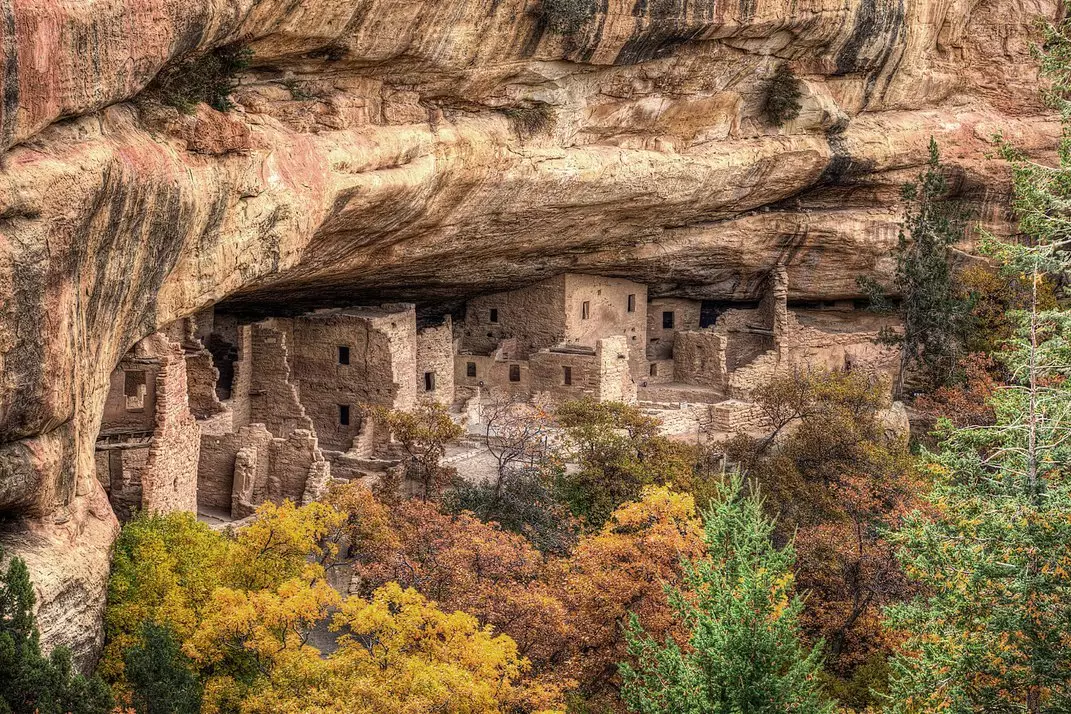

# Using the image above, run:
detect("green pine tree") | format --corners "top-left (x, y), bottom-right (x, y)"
top-left (884, 20), bottom-right (1071, 714)
top-left (0, 549), bottom-right (112, 714)
top-left (124, 623), bottom-right (202, 714)
top-left (618, 473), bottom-right (833, 714)
top-left (861, 138), bottom-right (970, 397)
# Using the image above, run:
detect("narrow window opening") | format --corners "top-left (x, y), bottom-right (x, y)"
top-left (424, 372), bottom-right (436, 391)
top-left (489, 308), bottom-right (499, 323)
top-left (466, 362), bottom-right (477, 378)
top-left (338, 346), bottom-right (350, 365)
top-left (581, 301), bottom-right (590, 320)
top-left (662, 311), bottom-right (675, 329)
top-left (563, 366), bottom-right (572, 386)
top-left (627, 294), bottom-right (636, 312)
top-left (650, 363), bottom-right (658, 377)
top-left (339, 404), bottom-right (351, 426)
top-left (509, 364), bottom-right (521, 382)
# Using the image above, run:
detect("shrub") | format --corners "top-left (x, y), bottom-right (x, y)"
top-left (149, 45), bottom-right (252, 114)
top-left (762, 63), bottom-right (803, 127)
top-left (501, 103), bottom-right (557, 138)
top-left (541, 0), bottom-right (596, 36)
top-left (445, 466), bottom-right (578, 554)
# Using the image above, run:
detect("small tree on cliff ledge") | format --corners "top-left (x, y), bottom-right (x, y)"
top-left (863, 137), bottom-right (970, 398)
top-left (0, 549), bottom-right (112, 714)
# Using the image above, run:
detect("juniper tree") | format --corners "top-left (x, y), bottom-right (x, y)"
top-left (884, 21), bottom-right (1071, 713)
top-left (618, 473), bottom-right (833, 714)
top-left (124, 623), bottom-right (202, 714)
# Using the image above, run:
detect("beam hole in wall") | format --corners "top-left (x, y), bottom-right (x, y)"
top-left (338, 345), bottom-right (350, 365)
top-left (424, 372), bottom-right (436, 391)
top-left (466, 362), bottom-right (477, 377)
top-left (563, 366), bottom-right (572, 385)
top-left (509, 364), bottom-right (521, 382)
top-left (339, 404), bottom-right (351, 426)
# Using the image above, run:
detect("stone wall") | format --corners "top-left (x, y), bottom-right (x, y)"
top-left (416, 317), bottom-right (455, 406)
top-left (95, 334), bottom-right (200, 520)
top-left (644, 359), bottom-right (675, 385)
top-left (529, 348), bottom-right (601, 401)
top-left (248, 320), bottom-right (315, 439)
top-left (461, 276), bottom-right (567, 357)
top-left (268, 429), bottom-right (327, 505)
top-left (646, 298), bottom-right (702, 361)
top-left (454, 354), bottom-right (531, 397)
top-left (291, 305), bottom-right (417, 451)
top-left (727, 312), bottom-right (901, 400)
top-left (139, 337), bottom-right (200, 516)
top-left (563, 275), bottom-right (648, 378)
top-left (595, 336), bottom-right (636, 403)
top-left (197, 424), bottom-right (273, 513)
top-left (674, 331), bottom-right (728, 390)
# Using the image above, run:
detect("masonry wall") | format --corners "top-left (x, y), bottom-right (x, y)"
top-left (101, 359), bottom-right (160, 433)
top-left (460, 276), bottom-right (567, 357)
top-left (268, 429), bottom-right (327, 505)
top-left (416, 317), bottom-right (455, 406)
top-left (139, 336), bottom-right (200, 516)
top-left (291, 305), bottom-right (417, 452)
top-left (596, 336), bottom-right (637, 403)
top-left (674, 331), bottom-right (728, 390)
top-left (646, 298), bottom-right (701, 361)
top-left (726, 312), bottom-right (901, 400)
top-left (563, 274), bottom-right (648, 378)
top-left (454, 354), bottom-right (530, 397)
top-left (248, 320), bottom-right (315, 439)
top-left (198, 424), bottom-right (273, 512)
top-left (229, 325), bottom-right (253, 428)
top-left (529, 349), bottom-right (600, 401)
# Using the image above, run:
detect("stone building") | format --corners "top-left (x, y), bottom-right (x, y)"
top-left (93, 269), bottom-right (902, 522)
top-left (94, 333), bottom-right (200, 521)
top-left (456, 274), bottom-right (648, 402)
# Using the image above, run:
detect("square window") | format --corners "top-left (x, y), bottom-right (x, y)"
top-left (563, 366), bottom-right (572, 386)
top-left (509, 364), bottom-right (521, 382)
top-left (124, 370), bottom-right (146, 397)
top-left (339, 404), bottom-right (351, 426)
top-left (662, 311), bottom-right (675, 329)
top-left (489, 308), bottom-right (499, 323)
top-left (627, 294), bottom-right (636, 312)
top-left (466, 362), bottom-right (477, 378)
top-left (424, 372), bottom-right (436, 391)
top-left (338, 346), bottom-right (350, 365)
top-left (581, 301), bottom-right (590, 320)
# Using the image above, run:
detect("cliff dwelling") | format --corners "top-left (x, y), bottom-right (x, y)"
top-left (92, 268), bottom-right (901, 524)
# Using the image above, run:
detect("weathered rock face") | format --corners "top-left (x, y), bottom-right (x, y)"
top-left (0, 0), bottom-right (1061, 664)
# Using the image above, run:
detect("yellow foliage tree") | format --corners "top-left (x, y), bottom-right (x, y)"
top-left (236, 583), bottom-right (544, 714)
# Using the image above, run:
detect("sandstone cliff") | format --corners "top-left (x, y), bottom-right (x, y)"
top-left (0, 0), bottom-right (1061, 665)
